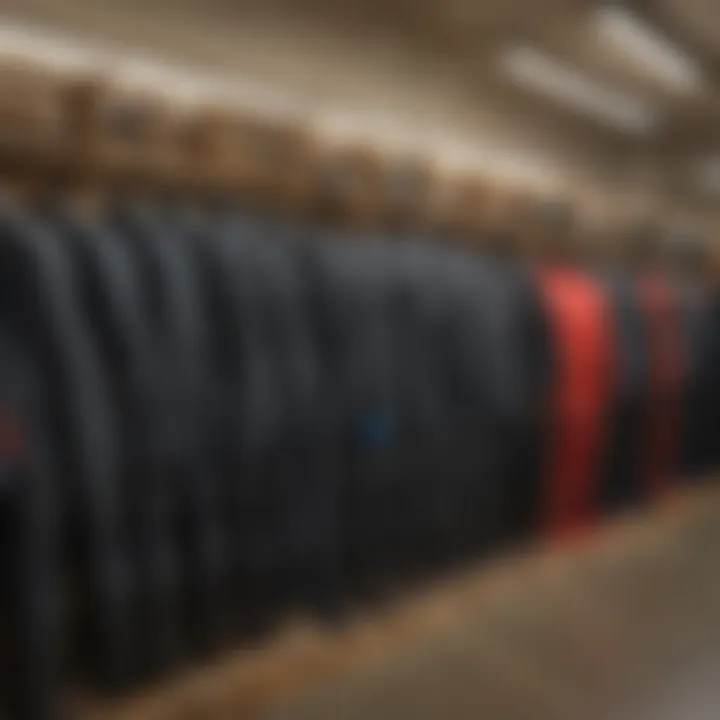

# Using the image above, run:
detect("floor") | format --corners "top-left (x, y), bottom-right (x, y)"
top-left (77, 485), bottom-right (720, 720)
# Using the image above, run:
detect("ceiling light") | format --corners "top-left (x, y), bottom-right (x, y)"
top-left (499, 45), bottom-right (657, 134)
top-left (594, 5), bottom-right (703, 93)
top-left (0, 19), bottom-right (99, 71)
top-left (695, 158), bottom-right (720, 194)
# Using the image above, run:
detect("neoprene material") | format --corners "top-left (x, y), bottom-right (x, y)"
top-left (253, 235), bottom-right (333, 613)
top-left (306, 235), bottom-right (402, 600)
top-left (110, 203), bottom-right (229, 658)
top-left (596, 271), bottom-right (652, 513)
top-left (209, 211), bottom-right (300, 626)
top-left (482, 253), bottom-right (554, 544)
top-left (0, 327), bottom-right (59, 720)
top-left (536, 266), bottom-right (614, 539)
top-left (3, 197), bottom-right (714, 718)
top-left (435, 249), bottom-right (528, 559)
top-left (46, 205), bottom-right (183, 683)
top-left (177, 207), bottom-right (251, 639)
top-left (202, 209), bottom-right (335, 619)
top-left (0, 205), bottom-right (133, 699)
top-left (383, 242), bottom-right (453, 582)
top-left (673, 279), bottom-right (717, 479)
top-left (702, 292), bottom-right (720, 472)
top-left (638, 275), bottom-right (683, 500)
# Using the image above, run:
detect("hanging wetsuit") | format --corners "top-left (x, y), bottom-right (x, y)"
top-left (536, 266), bottom-right (615, 539)
top-left (307, 235), bottom-right (401, 601)
top-left (673, 278), bottom-right (717, 480)
top-left (595, 270), bottom-right (652, 514)
top-left (638, 274), bottom-right (683, 500)
top-left (483, 253), bottom-right (554, 546)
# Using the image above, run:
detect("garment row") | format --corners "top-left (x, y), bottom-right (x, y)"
top-left (0, 203), bottom-right (718, 719)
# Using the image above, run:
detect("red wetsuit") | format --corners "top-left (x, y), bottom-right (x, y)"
top-left (638, 274), bottom-right (683, 501)
top-left (537, 266), bottom-right (615, 539)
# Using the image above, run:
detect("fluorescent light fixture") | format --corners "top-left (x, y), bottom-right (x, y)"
top-left (0, 19), bottom-right (327, 122)
top-left (318, 109), bottom-right (430, 151)
top-left (695, 158), bottom-right (720, 193)
top-left (500, 45), bottom-right (657, 133)
top-left (434, 141), bottom-right (562, 190)
top-left (113, 57), bottom-right (301, 114)
top-left (0, 16), bottom-right (305, 116)
top-left (0, 20), bottom-right (100, 71)
top-left (317, 115), bottom-right (562, 189)
top-left (595, 5), bottom-right (703, 93)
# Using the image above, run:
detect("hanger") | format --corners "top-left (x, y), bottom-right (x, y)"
top-left (311, 141), bottom-right (386, 230)
top-left (379, 154), bottom-right (435, 234)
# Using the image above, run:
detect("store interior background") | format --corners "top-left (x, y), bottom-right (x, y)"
top-left (2, 0), bottom-right (720, 232)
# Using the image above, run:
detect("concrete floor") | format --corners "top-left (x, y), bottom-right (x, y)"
top-left (266, 491), bottom-right (720, 720)
top-left (78, 487), bottom-right (720, 720)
